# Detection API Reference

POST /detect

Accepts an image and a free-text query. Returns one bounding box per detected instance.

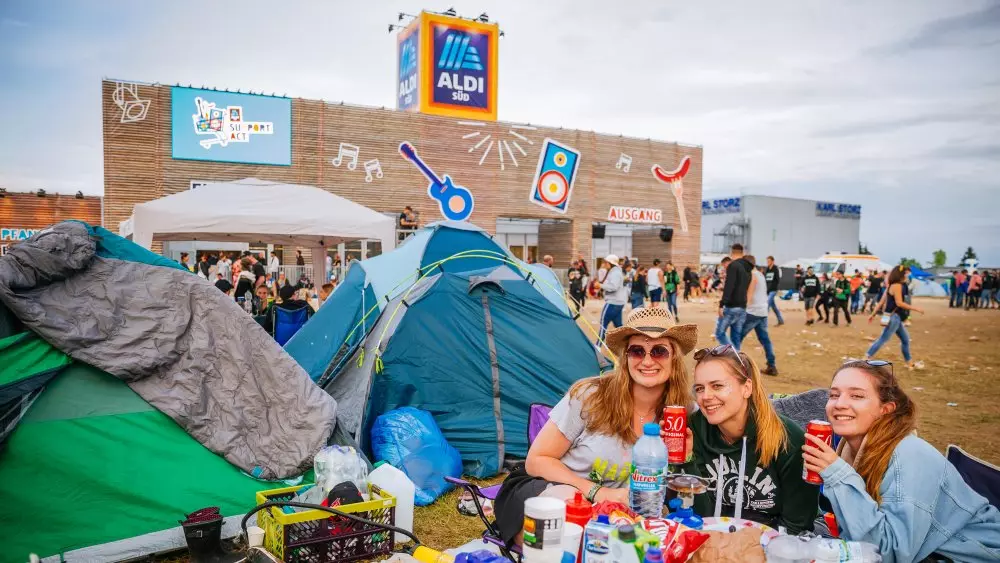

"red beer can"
[662,405,688,464]
[804,420,834,484]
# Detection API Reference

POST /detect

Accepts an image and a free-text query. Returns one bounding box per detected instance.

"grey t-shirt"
[550,389,632,488]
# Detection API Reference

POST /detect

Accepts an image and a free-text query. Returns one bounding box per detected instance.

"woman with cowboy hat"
[669,344,819,534]
[493,307,698,546]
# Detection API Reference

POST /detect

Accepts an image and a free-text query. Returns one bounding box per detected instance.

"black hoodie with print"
[678,410,819,534]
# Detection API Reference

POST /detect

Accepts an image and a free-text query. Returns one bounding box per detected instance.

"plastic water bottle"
[765,535,882,562]
[629,422,668,518]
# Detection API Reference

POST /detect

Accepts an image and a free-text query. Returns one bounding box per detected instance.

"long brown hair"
[697,351,788,466]
[570,338,692,444]
[835,360,917,504]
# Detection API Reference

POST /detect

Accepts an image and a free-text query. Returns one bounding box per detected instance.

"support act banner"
[171,87,291,166]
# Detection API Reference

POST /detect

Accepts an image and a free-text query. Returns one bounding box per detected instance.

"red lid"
[565,491,593,523]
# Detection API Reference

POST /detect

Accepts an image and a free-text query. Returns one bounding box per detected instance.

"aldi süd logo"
[432,26,489,108]
[397,23,420,111]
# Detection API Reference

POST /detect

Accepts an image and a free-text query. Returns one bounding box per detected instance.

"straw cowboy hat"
[605,307,699,355]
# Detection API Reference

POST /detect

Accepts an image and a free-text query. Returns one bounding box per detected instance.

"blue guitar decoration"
[399,142,475,222]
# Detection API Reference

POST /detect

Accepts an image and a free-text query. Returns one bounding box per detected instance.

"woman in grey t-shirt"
[493,307,698,545]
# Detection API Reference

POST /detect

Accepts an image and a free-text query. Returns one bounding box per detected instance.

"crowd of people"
[949,269,1000,310]
[492,306,1000,562]
[176,250,340,339]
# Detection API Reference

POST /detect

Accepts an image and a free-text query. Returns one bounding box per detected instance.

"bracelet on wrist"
[585,483,602,503]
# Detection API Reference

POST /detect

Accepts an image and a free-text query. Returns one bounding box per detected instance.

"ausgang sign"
[608,206,663,224]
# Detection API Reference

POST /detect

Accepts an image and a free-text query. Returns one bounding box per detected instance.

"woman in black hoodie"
[669,345,818,533]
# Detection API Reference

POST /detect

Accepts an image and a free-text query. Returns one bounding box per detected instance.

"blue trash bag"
[370,407,463,506]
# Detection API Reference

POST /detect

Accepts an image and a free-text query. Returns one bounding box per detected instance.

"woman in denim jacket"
[803,360,1000,562]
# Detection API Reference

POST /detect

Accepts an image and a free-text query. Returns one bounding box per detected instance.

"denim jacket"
[820,435,1000,563]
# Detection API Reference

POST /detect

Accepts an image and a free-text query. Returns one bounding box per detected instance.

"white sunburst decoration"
[457,121,538,171]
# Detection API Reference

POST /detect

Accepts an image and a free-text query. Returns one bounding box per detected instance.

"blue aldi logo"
[397,24,420,111]
[432,24,490,109]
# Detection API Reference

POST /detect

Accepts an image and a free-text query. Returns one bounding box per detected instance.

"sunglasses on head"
[693,344,748,375]
[626,344,672,361]
[844,358,893,375]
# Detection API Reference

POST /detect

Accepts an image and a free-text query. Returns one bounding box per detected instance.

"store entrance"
[496,218,539,263]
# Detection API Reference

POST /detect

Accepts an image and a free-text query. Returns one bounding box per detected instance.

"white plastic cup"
[561,522,584,562]
[522,497,566,563]
[247,525,265,547]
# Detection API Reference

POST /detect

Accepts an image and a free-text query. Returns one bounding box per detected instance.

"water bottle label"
[629,465,663,492]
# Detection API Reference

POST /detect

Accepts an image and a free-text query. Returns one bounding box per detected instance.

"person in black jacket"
[815,274,834,323]
[715,244,752,348]
[764,256,784,326]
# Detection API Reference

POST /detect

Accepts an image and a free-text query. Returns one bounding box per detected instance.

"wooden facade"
[102,80,703,268]
[0,191,102,255]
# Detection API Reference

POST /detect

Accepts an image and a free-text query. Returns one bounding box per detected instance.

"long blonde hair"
[836,361,916,504]
[569,338,692,444]
[697,351,788,466]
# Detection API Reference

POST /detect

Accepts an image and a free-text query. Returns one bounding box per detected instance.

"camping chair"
[444,403,552,562]
[946,444,1000,508]
[273,306,309,346]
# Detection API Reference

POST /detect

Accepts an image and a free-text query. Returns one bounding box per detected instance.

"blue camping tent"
[286,222,606,477]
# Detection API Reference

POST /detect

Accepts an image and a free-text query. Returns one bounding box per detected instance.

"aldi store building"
[102,14,703,271]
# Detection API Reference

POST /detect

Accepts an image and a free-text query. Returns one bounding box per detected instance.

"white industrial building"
[700,195,861,264]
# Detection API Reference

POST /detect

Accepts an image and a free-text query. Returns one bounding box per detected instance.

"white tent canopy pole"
[126,178,395,261]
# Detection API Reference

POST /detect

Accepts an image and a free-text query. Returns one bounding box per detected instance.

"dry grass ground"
[165,296,999,559]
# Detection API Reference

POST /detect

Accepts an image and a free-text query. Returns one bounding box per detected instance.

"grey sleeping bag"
[0,221,337,479]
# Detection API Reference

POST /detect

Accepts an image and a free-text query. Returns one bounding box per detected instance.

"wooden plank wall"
[0,192,102,229]
[103,80,702,266]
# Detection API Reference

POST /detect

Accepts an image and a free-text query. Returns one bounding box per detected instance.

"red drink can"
[804,420,834,484]
[662,406,687,464]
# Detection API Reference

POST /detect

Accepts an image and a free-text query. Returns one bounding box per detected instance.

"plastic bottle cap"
[616,524,636,542]
[597,514,610,524]
[668,498,682,510]
[643,422,660,436]
[565,491,593,524]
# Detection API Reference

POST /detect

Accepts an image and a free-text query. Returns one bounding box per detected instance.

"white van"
[811,253,890,276]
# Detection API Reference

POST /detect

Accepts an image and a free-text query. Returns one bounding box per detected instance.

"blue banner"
[171,87,291,166]
[816,202,861,219]
[397,23,420,111]
[701,197,741,215]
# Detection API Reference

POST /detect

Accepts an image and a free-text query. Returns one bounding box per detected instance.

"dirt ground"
[411,295,1000,554]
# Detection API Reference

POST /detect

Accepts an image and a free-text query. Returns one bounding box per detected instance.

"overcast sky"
[1,0,998,265]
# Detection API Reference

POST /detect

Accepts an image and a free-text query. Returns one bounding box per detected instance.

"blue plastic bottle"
[629,422,668,518]
[665,498,704,530]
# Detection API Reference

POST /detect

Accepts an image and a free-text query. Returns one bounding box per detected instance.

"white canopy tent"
[120,178,396,282]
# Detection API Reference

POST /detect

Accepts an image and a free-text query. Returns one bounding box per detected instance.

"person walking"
[596,254,626,346]
[801,266,820,325]
[816,274,836,323]
[736,255,779,375]
[664,262,681,321]
[948,271,959,308]
[864,270,882,313]
[630,264,648,311]
[849,270,864,314]
[867,266,923,368]
[683,266,694,302]
[716,244,751,349]
[647,259,665,308]
[764,256,784,326]
[568,259,586,312]
[832,270,852,327]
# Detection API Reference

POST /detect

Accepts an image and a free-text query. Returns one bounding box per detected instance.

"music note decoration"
[398,141,475,222]
[651,155,692,233]
[616,153,632,174]
[364,159,383,183]
[331,142,360,170]
[529,138,581,214]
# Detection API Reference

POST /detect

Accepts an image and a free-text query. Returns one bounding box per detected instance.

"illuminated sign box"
[171,87,292,166]
[396,12,499,121]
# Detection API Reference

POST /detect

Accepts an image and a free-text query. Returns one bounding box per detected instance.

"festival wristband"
[586,483,602,503]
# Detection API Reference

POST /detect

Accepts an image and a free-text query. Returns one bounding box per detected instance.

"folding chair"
[273,306,309,346]
[946,444,1000,508]
[445,403,552,562]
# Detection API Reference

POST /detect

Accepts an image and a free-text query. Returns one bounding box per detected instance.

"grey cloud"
[872,3,1000,54]
[815,111,998,138]
[924,142,1000,160]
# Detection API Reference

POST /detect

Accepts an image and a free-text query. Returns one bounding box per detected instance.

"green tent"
[0,226,286,561]
[0,336,273,561]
